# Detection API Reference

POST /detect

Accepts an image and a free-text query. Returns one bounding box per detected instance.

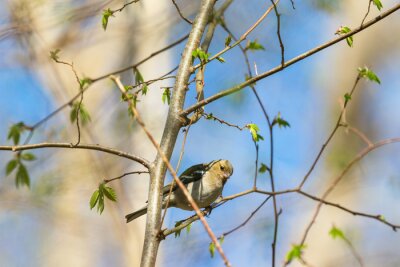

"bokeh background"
[1,0,399,266]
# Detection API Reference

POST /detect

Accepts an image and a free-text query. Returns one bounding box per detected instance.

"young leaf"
[372,0,383,11]
[209,242,215,258]
[70,102,91,125]
[216,56,225,63]
[272,113,290,128]
[225,35,232,47]
[102,8,114,31]
[245,40,265,51]
[103,186,117,202]
[162,88,171,105]
[97,195,105,214]
[90,190,100,209]
[259,163,269,174]
[20,153,36,161]
[329,225,346,240]
[79,77,93,89]
[186,223,192,234]
[285,244,306,263]
[247,123,263,142]
[344,93,352,104]
[16,163,30,188]
[335,26,353,47]
[219,235,225,244]
[6,159,18,175]
[358,67,381,84]
[7,122,25,145]
[49,49,61,61]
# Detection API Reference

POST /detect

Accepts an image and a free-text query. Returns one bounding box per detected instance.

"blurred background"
[0,0,399,266]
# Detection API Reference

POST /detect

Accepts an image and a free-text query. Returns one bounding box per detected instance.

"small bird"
[125,159,234,223]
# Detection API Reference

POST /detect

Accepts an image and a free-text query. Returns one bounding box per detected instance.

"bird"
[125,159,233,223]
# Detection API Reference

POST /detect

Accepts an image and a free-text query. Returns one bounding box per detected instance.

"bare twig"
[0,142,151,168]
[202,112,246,130]
[103,171,149,183]
[269,0,285,66]
[112,0,140,13]
[361,0,373,26]
[222,196,271,237]
[91,34,188,82]
[182,3,400,116]
[299,137,400,246]
[171,0,193,24]
[298,75,361,188]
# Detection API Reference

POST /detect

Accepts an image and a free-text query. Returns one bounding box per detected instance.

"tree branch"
[181,3,400,117]
[0,142,151,169]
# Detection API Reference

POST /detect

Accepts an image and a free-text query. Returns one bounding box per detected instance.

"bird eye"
[220,165,225,171]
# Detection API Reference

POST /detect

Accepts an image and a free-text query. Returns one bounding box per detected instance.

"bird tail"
[125,206,148,223]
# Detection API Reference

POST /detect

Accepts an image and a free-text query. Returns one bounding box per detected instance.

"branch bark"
[140,1,217,266]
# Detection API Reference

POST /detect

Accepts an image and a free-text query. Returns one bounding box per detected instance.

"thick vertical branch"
[140,1,216,266]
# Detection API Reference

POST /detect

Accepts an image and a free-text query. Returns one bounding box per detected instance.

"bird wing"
[162,163,207,196]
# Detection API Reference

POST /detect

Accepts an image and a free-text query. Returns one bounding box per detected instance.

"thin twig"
[299,137,400,246]
[222,196,271,237]
[361,0,373,26]
[171,0,193,24]
[298,75,361,188]
[181,3,400,116]
[103,171,149,183]
[112,0,140,13]
[269,0,285,66]
[0,142,151,168]
[202,112,246,130]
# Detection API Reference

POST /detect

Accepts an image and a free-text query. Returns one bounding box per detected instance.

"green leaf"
[174,221,183,238]
[162,88,171,105]
[103,186,117,202]
[70,102,91,125]
[20,153,36,161]
[258,163,269,174]
[372,0,383,11]
[16,163,30,188]
[192,48,210,63]
[346,36,353,47]
[344,93,352,104]
[358,66,381,84]
[97,195,105,214]
[49,49,61,61]
[219,235,225,244]
[272,113,290,128]
[247,123,263,142]
[90,190,100,209]
[224,35,232,47]
[102,8,114,30]
[186,223,192,234]
[329,225,346,240]
[335,26,353,47]
[124,85,133,91]
[135,68,144,83]
[141,84,148,95]
[79,77,93,89]
[209,242,215,258]
[7,122,25,145]
[245,40,265,51]
[378,215,385,221]
[216,56,225,63]
[6,159,18,175]
[285,244,306,263]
